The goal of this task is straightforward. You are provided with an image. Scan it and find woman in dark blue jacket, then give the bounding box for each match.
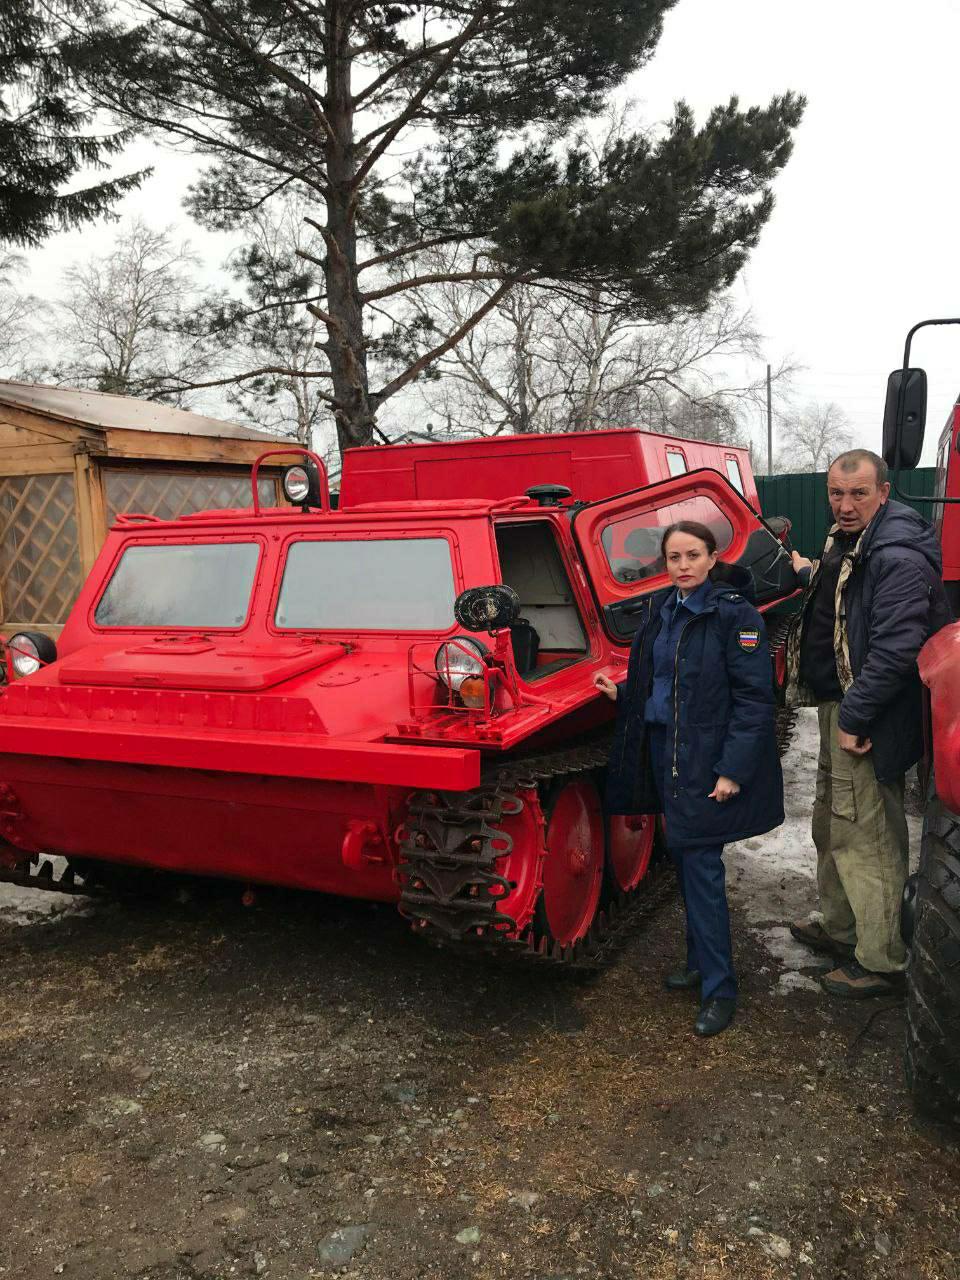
[596,521,784,1037]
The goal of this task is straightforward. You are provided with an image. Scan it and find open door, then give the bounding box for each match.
[571,469,795,644]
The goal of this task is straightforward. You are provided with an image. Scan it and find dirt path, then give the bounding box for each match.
[1,713,957,1280]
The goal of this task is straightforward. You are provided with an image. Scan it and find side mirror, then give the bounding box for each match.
[454,585,521,632]
[882,368,927,470]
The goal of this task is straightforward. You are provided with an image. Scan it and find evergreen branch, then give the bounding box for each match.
[305,301,347,337]
[363,269,508,303]
[219,293,328,326]
[158,364,338,402]
[115,5,334,159]
[352,2,496,186]
[357,234,468,272]
[352,31,471,109]
[301,216,352,283]
[295,246,326,270]
[372,273,529,407]
[86,86,330,196]
[188,1,335,141]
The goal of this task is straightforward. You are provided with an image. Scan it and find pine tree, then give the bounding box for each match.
[75,1,804,453]
[0,1,145,247]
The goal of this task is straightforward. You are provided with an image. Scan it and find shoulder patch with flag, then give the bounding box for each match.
[737,628,761,652]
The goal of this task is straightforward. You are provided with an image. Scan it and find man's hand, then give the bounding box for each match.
[792,549,813,575]
[708,776,741,803]
[838,728,872,756]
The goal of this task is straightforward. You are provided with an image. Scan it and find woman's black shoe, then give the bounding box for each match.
[694,998,736,1037]
[664,968,701,991]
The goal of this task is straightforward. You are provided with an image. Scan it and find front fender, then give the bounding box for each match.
[918,622,960,815]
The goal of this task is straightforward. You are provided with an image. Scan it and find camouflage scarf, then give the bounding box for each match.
[784,523,868,707]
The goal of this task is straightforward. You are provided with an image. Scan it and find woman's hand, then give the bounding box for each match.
[593,673,618,701]
[708,775,741,803]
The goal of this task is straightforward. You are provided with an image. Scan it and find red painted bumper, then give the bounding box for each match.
[0,717,480,790]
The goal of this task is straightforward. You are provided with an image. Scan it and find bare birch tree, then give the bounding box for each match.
[777,401,855,472]
[401,279,791,444]
[0,254,46,376]
[46,220,218,405]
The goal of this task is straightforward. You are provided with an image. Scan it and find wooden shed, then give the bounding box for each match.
[0,382,290,637]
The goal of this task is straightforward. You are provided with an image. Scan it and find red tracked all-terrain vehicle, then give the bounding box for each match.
[0,432,796,966]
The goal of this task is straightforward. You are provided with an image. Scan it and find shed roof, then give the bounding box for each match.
[0,380,282,442]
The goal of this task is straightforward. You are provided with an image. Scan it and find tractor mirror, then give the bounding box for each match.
[454,585,521,632]
[882,368,927,470]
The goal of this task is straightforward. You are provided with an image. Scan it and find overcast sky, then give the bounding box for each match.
[21,0,960,468]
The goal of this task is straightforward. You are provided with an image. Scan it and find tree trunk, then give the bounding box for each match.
[324,1,376,454]
[577,307,606,429]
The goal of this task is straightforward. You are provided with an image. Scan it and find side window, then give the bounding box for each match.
[725,457,745,495]
[666,450,687,477]
[600,496,735,584]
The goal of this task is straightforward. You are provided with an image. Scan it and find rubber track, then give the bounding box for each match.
[905,797,960,1125]
[397,732,672,971]
[765,611,797,754]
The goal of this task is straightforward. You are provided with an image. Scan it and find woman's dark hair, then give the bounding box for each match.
[660,520,731,583]
[660,520,718,558]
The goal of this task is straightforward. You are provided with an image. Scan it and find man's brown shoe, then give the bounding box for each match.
[789,919,856,961]
[820,961,904,999]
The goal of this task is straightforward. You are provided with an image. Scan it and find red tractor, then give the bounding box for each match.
[0,431,796,967]
[884,324,960,1125]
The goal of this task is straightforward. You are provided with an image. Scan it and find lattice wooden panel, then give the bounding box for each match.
[0,473,82,625]
[104,469,277,523]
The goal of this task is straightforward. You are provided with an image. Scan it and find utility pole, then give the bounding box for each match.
[766,363,773,475]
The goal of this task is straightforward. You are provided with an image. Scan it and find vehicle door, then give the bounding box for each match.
[571,469,796,643]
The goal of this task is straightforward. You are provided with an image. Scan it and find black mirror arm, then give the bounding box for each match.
[893,318,960,503]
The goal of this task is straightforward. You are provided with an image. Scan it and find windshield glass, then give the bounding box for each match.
[95,543,260,628]
[276,538,455,631]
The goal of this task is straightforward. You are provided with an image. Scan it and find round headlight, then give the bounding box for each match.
[435,637,486,691]
[283,465,311,504]
[8,631,57,678]
[9,633,41,677]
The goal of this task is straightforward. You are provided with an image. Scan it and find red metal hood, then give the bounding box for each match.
[55,636,346,692]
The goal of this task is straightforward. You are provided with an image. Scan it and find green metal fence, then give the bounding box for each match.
[755,468,937,560]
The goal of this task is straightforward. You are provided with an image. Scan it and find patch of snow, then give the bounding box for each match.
[758,925,828,971]
[0,856,88,927]
[726,707,821,927]
[725,706,922,996]
[776,972,822,995]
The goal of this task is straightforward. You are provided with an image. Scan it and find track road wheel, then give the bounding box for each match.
[905,794,960,1126]
[603,814,655,899]
[534,778,604,948]
[490,785,547,937]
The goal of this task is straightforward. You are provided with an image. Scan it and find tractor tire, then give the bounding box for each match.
[904,794,960,1126]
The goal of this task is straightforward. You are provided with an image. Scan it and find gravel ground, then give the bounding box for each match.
[0,711,957,1280]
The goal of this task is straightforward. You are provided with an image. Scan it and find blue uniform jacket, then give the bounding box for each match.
[605,575,784,850]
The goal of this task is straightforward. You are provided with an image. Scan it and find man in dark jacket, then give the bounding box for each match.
[785,450,950,998]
